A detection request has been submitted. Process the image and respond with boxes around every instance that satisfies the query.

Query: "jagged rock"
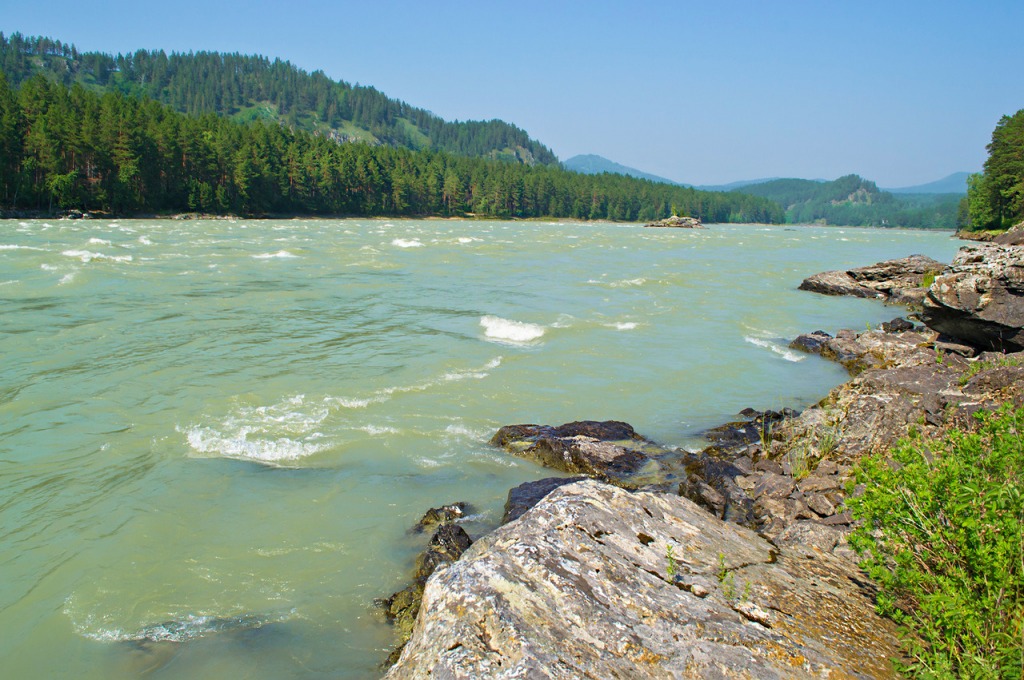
[880,317,915,333]
[385,480,901,679]
[502,477,586,524]
[379,522,475,666]
[798,254,945,305]
[643,215,704,229]
[921,244,1024,352]
[489,420,661,486]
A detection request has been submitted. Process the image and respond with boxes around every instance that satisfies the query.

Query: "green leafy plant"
[921,270,939,288]
[666,544,677,579]
[847,405,1024,678]
[717,552,737,600]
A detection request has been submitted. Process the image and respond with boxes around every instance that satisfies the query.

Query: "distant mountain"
[694,178,785,192]
[885,172,972,195]
[563,154,682,185]
[0,32,557,165]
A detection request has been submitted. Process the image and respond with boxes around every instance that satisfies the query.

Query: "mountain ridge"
[0,31,557,166]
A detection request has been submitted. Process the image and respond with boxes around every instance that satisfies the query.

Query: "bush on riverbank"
[848,405,1024,678]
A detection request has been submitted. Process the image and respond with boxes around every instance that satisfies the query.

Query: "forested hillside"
[0,73,783,222]
[0,32,557,165]
[734,174,961,229]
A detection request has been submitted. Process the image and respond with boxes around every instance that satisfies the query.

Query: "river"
[0,218,962,678]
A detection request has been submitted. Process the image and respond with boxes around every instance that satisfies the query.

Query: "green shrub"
[847,405,1024,678]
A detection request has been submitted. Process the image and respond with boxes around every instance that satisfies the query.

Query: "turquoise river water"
[0,218,962,678]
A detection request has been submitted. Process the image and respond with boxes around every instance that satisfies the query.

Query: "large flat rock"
[385,480,900,679]
[798,254,944,305]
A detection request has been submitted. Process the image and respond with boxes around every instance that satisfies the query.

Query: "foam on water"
[480,315,545,345]
[330,357,502,408]
[1,244,47,251]
[67,603,298,644]
[252,250,298,259]
[59,273,76,285]
[744,335,806,362]
[391,238,424,248]
[181,394,331,464]
[608,321,639,330]
[61,249,133,263]
[87,238,112,246]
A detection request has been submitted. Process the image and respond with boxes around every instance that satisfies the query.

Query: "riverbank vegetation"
[848,405,1024,678]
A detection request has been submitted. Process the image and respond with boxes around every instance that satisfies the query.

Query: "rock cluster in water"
[643,215,704,229]
[380,243,1024,677]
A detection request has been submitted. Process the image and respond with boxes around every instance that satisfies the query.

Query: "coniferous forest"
[0,33,783,222]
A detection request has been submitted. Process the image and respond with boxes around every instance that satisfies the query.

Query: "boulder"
[921,244,1024,352]
[798,254,945,305]
[385,480,900,679]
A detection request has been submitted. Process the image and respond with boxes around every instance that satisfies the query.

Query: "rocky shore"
[381,245,1024,677]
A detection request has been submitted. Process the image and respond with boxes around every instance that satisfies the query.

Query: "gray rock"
[385,481,900,679]
[798,254,945,304]
[922,244,1024,351]
[752,472,795,499]
[774,520,845,553]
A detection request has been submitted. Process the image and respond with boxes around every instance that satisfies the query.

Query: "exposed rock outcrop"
[489,420,666,487]
[921,244,1024,352]
[798,254,944,306]
[385,480,901,679]
[643,215,704,229]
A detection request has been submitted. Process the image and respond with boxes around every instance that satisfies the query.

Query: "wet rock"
[413,502,469,533]
[379,520,475,667]
[789,330,833,354]
[385,480,901,679]
[502,477,587,524]
[489,420,659,485]
[922,244,1024,352]
[798,254,945,305]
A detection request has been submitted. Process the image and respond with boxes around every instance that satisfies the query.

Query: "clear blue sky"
[5,0,1023,186]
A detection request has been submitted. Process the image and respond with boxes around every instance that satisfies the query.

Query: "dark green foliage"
[733,174,960,229]
[966,110,1024,231]
[0,31,557,166]
[847,406,1024,678]
[0,74,783,221]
